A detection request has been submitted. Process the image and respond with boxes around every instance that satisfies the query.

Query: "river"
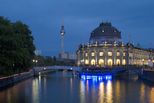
[0,71,154,103]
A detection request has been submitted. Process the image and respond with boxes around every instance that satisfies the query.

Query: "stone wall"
[140,70,154,82]
[0,71,33,89]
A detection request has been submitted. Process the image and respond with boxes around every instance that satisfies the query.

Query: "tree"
[0,16,35,74]
[13,21,35,70]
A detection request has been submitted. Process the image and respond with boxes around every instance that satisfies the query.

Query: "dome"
[89,22,121,43]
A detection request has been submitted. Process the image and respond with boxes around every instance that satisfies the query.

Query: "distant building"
[57,52,76,65]
[77,22,154,67]
[58,52,76,60]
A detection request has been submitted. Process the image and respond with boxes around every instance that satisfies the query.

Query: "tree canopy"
[0,16,35,74]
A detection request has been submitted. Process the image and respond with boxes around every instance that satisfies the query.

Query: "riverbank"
[0,68,54,89]
[140,69,154,83]
[0,71,33,89]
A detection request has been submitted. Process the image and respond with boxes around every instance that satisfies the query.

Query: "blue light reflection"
[80,74,112,81]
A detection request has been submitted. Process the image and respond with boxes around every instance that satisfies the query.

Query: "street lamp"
[33,59,38,67]
[35,60,38,63]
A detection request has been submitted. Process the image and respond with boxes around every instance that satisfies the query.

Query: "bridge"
[33,66,154,82]
[33,66,81,75]
[33,66,144,74]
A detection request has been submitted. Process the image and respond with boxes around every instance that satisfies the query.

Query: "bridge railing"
[33,66,81,72]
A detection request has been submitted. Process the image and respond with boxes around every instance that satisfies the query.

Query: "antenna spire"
[60,21,65,54]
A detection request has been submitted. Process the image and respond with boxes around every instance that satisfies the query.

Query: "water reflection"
[106,80,113,103]
[80,81,86,103]
[115,80,120,103]
[86,80,89,94]
[43,76,47,95]
[6,89,11,103]
[79,78,154,103]
[0,72,154,103]
[70,78,73,96]
[80,80,113,103]
[140,84,145,102]
[150,87,154,103]
[99,82,104,103]
[32,76,40,103]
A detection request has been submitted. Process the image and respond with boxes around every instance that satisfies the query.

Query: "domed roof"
[89,22,121,43]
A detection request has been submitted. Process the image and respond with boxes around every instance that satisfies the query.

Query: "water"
[0,71,154,103]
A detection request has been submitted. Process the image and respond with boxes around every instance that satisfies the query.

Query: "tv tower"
[60,24,65,54]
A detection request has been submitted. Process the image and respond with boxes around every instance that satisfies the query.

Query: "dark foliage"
[34,55,76,66]
[0,16,35,75]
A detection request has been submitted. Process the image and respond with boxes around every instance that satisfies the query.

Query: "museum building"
[77,22,154,67]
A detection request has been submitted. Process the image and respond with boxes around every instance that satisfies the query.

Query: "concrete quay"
[0,68,53,89]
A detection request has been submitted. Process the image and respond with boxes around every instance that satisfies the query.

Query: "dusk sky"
[0,0,154,56]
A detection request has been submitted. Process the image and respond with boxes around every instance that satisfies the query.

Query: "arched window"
[85,59,89,65]
[116,59,120,65]
[91,59,96,65]
[99,59,104,67]
[122,59,126,65]
[108,59,113,66]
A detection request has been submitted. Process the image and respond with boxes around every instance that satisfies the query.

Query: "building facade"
[58,52,76,60]
[77,22,154,67]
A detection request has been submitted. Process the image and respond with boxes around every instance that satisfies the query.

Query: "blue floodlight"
[105,75,112,80]
[81,75,86,80]
[80,74,112,81]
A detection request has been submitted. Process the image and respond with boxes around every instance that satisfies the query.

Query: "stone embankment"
[0,71,33,88]
[0,68,53,89]
[140,69,154,83]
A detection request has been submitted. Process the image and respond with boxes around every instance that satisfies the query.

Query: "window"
[80,59,84,63]
[85,59,89,65]
[91,52,95,56]
[99,59,104,67]
[123,52,126,56]
[85,53,88,57]
[107,59,113,66]
[99,52,104,56]
[108,52,112,56]
[116,59,120,65]
[122,59,126,65]
[91,59,96,65]
[129,53,133,57]
[117,52,120,56]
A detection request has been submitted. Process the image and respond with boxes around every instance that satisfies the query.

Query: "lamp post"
[33,59,38,67]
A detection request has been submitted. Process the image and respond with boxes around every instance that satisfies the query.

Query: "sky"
[0,0,154,56]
